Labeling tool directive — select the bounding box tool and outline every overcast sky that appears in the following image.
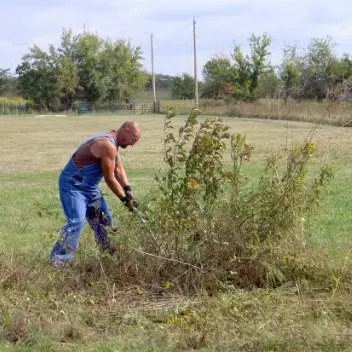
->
[0,0,351,77]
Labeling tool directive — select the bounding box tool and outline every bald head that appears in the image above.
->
[122,121,141,136]
[116,121,141,148]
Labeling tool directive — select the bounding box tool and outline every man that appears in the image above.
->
[50,121,141,267]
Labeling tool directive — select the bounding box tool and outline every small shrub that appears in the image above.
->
[146,109,334,291]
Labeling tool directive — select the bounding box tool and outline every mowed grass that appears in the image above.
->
[0,114,351,351]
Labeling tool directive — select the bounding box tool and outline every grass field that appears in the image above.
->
[0,114,351,351]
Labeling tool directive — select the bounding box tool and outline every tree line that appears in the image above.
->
[2,29,146,111]
[174,34,352,102]
[0,30,351,111]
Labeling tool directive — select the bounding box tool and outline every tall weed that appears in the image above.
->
[147,108,334,290]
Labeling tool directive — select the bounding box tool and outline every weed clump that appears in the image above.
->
[132,108,334,292]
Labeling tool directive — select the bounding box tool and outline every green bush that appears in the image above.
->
[144,108,334,291]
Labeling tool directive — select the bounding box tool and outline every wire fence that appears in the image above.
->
[1,99,351,127]
[0,103,28,116]
[76,101,162,115]
[0,101,162,116]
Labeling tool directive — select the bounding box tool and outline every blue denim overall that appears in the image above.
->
[50,134,117,263]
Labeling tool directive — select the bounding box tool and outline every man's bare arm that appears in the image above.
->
[114,153,130,187]
[91,140,125,199]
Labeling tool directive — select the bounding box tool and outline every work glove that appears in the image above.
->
[124,185,139,208]
[120,185,138,212]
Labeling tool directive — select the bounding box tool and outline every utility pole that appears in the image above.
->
[193,17,199,108]
[151,33,156,103]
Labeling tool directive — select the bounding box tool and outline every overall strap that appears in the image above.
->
[74,133,117,155]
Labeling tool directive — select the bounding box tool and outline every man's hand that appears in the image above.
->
[120,197,138,212]
[120,185,138,211]
[124,185,133,202]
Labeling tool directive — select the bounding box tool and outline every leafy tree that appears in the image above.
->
[0,69,18,96]
[278,37,350,101]
[171,74,195,99]
[338,54,352,78]
[97,39,146,102]
[256,67,281,98]
[201,33,272,101]
[326,54,352,99]
[279,45,302,100]
[16,28,147,110]
[300,37,336,100]
[57,29,79,109]
[17,29,79,110]
[0,69,10,95]
[232,33,272,100]
[58,56,79,110]
[202,56,236,99]
[16,45,62,110]
[72,31,102,103]
[145,74,174,91]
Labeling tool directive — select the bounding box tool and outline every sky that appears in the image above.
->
[0,0,351,77]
